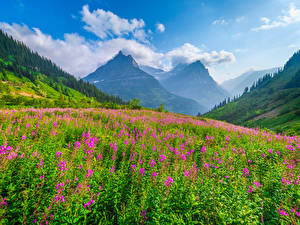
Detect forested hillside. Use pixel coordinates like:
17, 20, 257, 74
205, 50, 300, 134
0, 30, 125, 107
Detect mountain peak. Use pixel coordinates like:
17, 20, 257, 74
111, 51, 139, 68
189, 60, 206, 70
117, 50, 125, 56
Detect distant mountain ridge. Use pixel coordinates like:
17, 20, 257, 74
222, 67, 279, 96
139, 65, 164, 79
160, 60, 229, 111
205, 50, 300, 134
84, 51, 206, 115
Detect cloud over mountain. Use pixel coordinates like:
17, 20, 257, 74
0, 5, 235, 79
166, 43, 235, 67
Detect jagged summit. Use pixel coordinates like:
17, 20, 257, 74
160, 60, 229, 109
110, 50, 139, 68
189, 60, 206, 70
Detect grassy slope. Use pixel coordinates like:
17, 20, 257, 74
0, 63, 104, 108
205, 62, 300, 134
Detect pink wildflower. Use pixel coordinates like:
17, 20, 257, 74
74, 141, 81, 149
164, 176, 174, 187
149, 159, 156, 168
87, 169, 93, 178
248, 186, 253, 193
181, 154, 186, 160
242, 168, 249, 177
139, 168, 145, 176
159, 154, 166, 162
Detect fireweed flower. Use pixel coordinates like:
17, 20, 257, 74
164, 176, 173, 187
159, 154, 166, 162
74, 141, 81, 149
278, 208, 289, 216
248, 186, 253, 193
242, 168, 249, 177
57, 161, 69, 171
96, 154, 102, 160
139, 168, 145, 176
56, 151, 62, 157
184, 171, 189, 177
87, 169, 93, 178
0, 198, 7, 205
131, 164, 136, 172
55, 195, 65, 203
204, 163, 209, 169
21, 135, 26, 140
110, 166, 115, 173
181, 154, 186, 160
286, 145, 295, 151
254, 181, 261, 188
201, 146, 207, 153
149, 159, 156, 168
152, 172, 158, 177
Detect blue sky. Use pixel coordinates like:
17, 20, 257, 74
1, 0, 300, 82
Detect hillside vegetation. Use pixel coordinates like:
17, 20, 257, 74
205, 51, 300, 134
0, 30, 125, 108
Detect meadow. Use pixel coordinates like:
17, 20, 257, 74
0, 108, 299, 224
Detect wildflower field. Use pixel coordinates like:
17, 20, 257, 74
0, 108, 299, 224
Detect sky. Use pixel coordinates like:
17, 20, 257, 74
1, 0, 300, 82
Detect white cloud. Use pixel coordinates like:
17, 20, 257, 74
212, 19, 227, 25
81, 5, 146, 41
260, 17, 270, 24
166, 43, 235, 67
0, 22, 163, 77
0, 22, 235, 78
252, 3, 300, 31
156, 23, 165, 32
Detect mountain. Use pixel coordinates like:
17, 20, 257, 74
139, 65, 164, 79
205, 50, 300, 134
160, 60, 229, 111
0, 29, 125, 108
83, 51, 206, 115
222, 67, 279, 96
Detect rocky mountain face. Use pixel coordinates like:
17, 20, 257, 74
84, 51, 206, 115
160, 60, 229, 111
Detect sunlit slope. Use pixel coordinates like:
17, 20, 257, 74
205, 51, 300, 134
